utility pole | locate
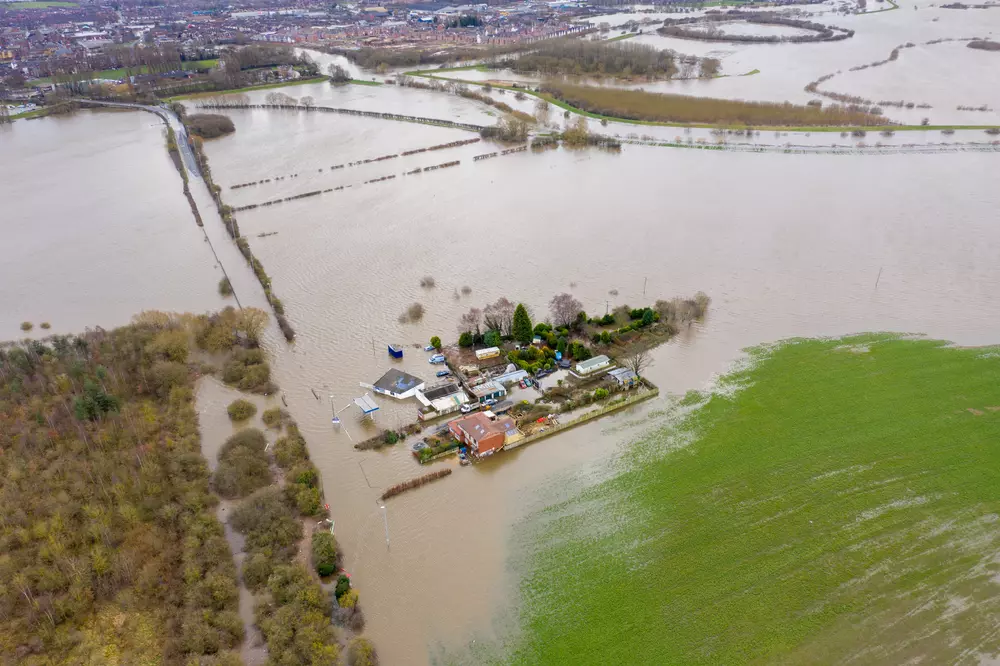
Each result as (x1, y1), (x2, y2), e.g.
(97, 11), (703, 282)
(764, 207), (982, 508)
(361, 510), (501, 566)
(643, 277), (647, 297)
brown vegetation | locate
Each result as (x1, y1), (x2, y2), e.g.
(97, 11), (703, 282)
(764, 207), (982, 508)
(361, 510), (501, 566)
(968, 40), (1000, 51)
(380, 469), (452, 500)
(0, 316), (243, 663)
(541, 82), (891, 127)
(185, 113), (235, 139)
(494, 38), (680, 78)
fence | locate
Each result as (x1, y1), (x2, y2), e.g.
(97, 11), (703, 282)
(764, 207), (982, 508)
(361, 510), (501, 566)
(197, 102), (486, 132)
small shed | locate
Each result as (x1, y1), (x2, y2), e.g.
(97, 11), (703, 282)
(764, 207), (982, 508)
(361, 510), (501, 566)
(608, 367), (639, 387)
(469, 380), (506, 403)
(476, 346), (501, 360)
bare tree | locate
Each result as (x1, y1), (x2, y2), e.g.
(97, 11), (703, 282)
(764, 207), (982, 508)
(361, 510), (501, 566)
(459, 307), (482, 335)
(550, 293), (583, 328)
(300, 96), (315, 107)
(483, 297), (516, 336)
(622, 349), (652, 377)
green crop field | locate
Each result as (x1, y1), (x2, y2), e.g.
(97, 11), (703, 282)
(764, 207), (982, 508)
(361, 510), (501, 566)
(509, 334), (1000, 665)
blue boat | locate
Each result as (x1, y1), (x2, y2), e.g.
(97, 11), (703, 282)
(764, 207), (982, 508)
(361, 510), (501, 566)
(429, 354), (446, 364)
(388, 345), (403, 358)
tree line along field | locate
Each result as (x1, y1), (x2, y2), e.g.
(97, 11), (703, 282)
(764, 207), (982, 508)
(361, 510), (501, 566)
(490, 39), (719, 79)
(509, 334), (1000, 665)
(31, 59), (218, 84)
(540, 82), (892, 127)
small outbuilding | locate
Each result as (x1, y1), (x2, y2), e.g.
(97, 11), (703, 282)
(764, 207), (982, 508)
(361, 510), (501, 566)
(608, 367), (639, 387)
(469, 380), (506, 404)
(575, 354), (611, 376)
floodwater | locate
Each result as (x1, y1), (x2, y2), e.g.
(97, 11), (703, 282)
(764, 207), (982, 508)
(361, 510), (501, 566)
(0, 110), (229, 335)
(2, 9), (1000, 664)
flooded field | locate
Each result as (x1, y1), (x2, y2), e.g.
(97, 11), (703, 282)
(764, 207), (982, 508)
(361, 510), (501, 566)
(3, 4), (1000, 661)
(0, 110), (229, 335)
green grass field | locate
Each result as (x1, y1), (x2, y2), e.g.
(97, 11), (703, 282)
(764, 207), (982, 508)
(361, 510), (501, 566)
(510, 334), (1000, 665)
(1, 1), (78, 7)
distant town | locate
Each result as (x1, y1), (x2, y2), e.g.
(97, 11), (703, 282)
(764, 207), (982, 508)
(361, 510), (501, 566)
(1, 0), (606, 99)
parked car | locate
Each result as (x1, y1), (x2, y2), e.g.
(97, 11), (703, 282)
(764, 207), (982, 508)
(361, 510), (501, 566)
(483, 398), (498, 407)
(429, 354), (446, 364)
(424, 345), (436, 352)
(436, 369), (452, 377)
(460, 403), (475, 413)
(558, 359), (571, 369)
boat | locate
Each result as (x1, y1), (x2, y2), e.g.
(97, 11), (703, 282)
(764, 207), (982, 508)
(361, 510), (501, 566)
(429, 354), (446, 364)
(388, 344), (403, 358)
(436, 369), (452, 377)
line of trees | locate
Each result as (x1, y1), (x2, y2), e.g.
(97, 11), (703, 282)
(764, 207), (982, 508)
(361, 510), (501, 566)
(493, 38), (680, 78)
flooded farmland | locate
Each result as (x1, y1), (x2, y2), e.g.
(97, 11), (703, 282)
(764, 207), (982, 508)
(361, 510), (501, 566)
(3, 2), (1000, 661)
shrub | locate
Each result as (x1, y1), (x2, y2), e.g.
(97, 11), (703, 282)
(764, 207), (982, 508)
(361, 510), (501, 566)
(383, 430), (400, 445)
(594, 388), (610, 400)
(20, 322), (32, 331)
(484, 330), (502, 347)
(262, 407), (287, 428)
(430, 336), (442, 349)
(335, 574), (352, 599)
(311, 531), (341, 577)
(287, 463), (318, 488)
(398, 302), (425, 324)
(274, 434), (307, 469)
(420, 275), (436, 287)
(147, 329), (190, 363)
(241, 552), (275, 591)
(291, 485), (322, 516)
(149, 360), (190, 398)
(347, 637), (379, 666)
(213, 428), (271, 498)
(458, 332), (474, 347)
(227, 399), (257, 421)
(40, 322), (51, 330)
(218, 277), (233, 296)
(186, 113), (236, 139)
(229, 487), (302, 554)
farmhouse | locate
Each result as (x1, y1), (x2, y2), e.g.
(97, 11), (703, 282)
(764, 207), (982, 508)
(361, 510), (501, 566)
(448, 412), (520, 457)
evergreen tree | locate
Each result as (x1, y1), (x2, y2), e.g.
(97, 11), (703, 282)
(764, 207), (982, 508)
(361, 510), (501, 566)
(513, 303), (533, 344)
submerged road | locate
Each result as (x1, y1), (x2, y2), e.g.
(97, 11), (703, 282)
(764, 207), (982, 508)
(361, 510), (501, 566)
(79, 99), (202, 176)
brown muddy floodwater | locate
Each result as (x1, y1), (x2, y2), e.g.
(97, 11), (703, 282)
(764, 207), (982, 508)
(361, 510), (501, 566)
(0, 110), (230, 335)
(3, 92), (1000, 664)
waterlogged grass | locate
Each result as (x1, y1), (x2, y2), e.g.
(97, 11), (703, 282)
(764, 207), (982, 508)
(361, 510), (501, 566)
(350, 78), (383, 86)
(510, 334), (1000, 665)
